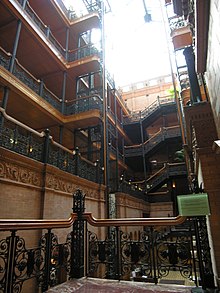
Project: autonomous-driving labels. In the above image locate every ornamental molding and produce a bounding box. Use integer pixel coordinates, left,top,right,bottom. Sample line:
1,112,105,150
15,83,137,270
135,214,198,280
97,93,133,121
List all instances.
0,147,105,198
0,161,41,187
116,193,148,210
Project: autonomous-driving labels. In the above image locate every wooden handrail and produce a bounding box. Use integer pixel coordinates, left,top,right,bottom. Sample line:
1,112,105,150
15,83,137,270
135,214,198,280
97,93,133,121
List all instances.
125,125,180,150
84,213,186,227
0,213,186,230
0,213,77,231
65,93,102,103
0,107,45,138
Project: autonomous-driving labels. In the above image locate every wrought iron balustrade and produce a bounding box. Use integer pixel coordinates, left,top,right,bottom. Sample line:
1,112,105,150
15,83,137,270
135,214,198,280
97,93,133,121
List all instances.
0,48,105,114
109,145,123,161
0,47,62,112
86,212,213,289
82,0,102,13
12,63,40,94
0,108,102,184
67,45,100,62
25,2,48,36
0,109,44,162
146,162,187,192
0,189,215,292
55,0,77,21
169,16,189,31
123,96,176,125
177,65,190,90
55,0,101,20
76,154,101,183
118,180,147,200
65,94,103,115
0,47,10,70
124,126,181,157
23,2,66,57
15,0,101,61
0,207,78,293
127,162,187,194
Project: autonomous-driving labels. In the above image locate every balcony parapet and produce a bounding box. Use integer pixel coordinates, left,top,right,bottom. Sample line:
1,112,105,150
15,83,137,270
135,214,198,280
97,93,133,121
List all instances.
171,25,193,50
0,46,103,116
0,107,102,184
55,0,102,20
12,0,101,63
168,15,193,50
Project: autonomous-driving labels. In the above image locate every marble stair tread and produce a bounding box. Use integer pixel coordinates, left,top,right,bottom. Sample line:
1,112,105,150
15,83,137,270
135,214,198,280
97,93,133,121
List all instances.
46,277,193,292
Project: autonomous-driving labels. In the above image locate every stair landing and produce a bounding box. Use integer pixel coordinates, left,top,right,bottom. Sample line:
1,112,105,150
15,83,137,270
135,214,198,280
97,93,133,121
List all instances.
46,277,193,292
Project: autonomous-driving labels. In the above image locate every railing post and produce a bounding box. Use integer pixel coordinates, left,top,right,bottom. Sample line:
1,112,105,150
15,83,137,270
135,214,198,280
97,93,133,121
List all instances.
39,79,44,97
193,216,215,290
74,147,79,176
46,26,50,38
22,0,28,9
5,231,17,293
42,129,50,164
95,159,100,183
42,229,53,292
150,226,158,284
115,226,121,280
157,95,160,105
70,189,86,279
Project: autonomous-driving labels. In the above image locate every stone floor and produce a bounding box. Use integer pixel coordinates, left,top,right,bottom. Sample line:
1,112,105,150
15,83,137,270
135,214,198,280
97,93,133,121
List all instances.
46,277,194,292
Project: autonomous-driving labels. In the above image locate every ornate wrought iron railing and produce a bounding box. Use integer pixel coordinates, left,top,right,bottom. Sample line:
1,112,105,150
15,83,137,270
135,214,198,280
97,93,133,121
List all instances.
146,162,187,192
0,46,103,115
124,126,181,157
0,213,77,292
123,95,176,124
15,0,101,61
86,213,214,290
168,16,189,31
127,162,187,194
0,47,62,111
68,44,100,62
177,64,191,91
0,190,215,292
82,0,102,13
55,0,77,21
0,108,101,184
65,94,102,115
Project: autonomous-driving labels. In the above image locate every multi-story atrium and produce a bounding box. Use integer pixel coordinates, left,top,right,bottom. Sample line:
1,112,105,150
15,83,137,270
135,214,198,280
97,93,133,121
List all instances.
0,0,220,292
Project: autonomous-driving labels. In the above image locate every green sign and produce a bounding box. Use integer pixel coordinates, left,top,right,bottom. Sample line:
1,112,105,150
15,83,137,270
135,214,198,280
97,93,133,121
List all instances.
177,193,210,216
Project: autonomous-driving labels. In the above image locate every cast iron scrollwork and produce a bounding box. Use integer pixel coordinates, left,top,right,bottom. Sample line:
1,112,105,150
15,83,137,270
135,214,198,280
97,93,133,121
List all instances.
0,233,45,293
121,230,152,279
156,229,193,280
88,230,116,278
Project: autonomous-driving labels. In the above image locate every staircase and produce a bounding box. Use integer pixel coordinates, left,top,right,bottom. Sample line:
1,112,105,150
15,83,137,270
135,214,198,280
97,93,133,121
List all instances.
123,96,176,126
146,162,187,193
124,126,181,158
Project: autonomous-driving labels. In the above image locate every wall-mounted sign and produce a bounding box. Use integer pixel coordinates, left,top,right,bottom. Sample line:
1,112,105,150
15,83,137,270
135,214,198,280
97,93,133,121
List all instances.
177,193,210,216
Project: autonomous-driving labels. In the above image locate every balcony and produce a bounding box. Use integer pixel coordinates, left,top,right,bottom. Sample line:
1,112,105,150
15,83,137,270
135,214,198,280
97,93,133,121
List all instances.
171,25,193,50
0,0,101,90
0,108,102,184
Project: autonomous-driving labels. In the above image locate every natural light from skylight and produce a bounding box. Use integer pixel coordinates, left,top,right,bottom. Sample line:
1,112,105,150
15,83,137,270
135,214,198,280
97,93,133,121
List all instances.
63,0,173,87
